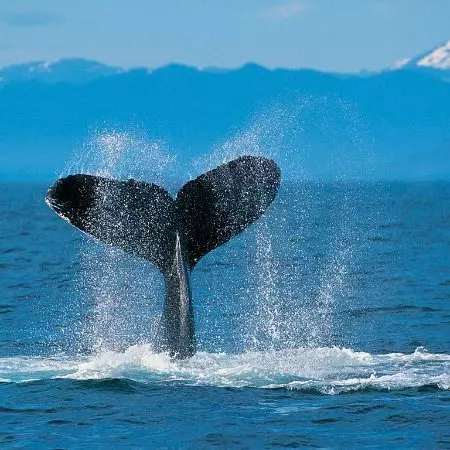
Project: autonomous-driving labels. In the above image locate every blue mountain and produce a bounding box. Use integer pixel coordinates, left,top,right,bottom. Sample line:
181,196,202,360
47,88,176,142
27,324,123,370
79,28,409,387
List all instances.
0,48,449,180
0,58,121,85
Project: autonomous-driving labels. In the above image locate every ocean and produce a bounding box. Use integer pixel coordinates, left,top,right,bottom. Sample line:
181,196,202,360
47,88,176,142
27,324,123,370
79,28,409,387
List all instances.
0,177,449,448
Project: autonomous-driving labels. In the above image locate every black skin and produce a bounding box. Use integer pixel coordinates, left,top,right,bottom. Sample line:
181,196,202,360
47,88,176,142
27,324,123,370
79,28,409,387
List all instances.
161,232,196,358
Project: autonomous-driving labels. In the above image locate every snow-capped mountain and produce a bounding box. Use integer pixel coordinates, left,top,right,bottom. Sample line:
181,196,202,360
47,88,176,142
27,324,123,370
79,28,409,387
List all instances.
393,40,450,72
0,58,122,84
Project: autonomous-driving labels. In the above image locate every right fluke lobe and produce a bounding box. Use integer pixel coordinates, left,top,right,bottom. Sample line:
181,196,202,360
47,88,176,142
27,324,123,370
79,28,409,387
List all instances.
177,156,281,269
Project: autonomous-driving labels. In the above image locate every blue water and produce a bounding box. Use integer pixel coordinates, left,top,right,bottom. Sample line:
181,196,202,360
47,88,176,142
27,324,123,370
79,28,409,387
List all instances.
1,177,449,448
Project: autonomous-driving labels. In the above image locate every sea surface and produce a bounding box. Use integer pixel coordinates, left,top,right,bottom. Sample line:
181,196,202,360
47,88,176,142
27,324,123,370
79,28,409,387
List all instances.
0,179,449,448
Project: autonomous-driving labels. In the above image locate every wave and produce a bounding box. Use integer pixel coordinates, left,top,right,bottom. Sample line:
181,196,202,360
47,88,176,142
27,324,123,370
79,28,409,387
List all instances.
0,346,448,394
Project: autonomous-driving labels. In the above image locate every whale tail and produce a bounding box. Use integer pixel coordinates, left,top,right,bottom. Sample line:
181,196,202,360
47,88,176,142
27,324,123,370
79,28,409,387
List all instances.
46,156,281,275
46,155,281,358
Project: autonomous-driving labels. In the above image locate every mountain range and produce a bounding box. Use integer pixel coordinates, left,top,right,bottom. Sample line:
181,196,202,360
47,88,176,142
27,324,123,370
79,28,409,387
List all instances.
0,42,449,180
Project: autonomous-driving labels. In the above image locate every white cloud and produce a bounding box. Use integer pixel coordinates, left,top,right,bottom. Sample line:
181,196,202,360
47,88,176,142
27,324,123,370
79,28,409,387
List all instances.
0,10,64,27
259,1,304,21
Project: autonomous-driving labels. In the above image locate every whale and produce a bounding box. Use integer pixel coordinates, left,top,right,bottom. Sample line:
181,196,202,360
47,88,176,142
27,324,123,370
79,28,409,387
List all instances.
46,156,281,359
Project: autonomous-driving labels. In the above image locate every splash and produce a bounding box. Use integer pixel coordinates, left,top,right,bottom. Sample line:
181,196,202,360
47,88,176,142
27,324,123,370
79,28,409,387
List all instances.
195,98,376,352
63,129,175,184
193,104,291,175
195,94,374,181
244,220,282,351
0,346,448,393
64,129,175,353
58,95,376,356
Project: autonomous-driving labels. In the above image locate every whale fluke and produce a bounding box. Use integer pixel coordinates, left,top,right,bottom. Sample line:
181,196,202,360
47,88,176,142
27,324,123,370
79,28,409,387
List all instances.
46,155,281,358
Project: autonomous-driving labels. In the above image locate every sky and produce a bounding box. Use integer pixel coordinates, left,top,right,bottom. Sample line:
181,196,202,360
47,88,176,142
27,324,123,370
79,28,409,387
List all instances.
0,0,449,72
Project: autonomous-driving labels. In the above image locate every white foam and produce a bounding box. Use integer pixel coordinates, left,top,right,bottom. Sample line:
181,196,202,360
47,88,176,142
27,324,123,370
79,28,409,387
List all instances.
0,346,448,393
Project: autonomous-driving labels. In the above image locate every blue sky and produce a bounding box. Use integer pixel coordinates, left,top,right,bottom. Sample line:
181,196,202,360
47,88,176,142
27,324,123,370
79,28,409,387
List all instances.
0,0,448,72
